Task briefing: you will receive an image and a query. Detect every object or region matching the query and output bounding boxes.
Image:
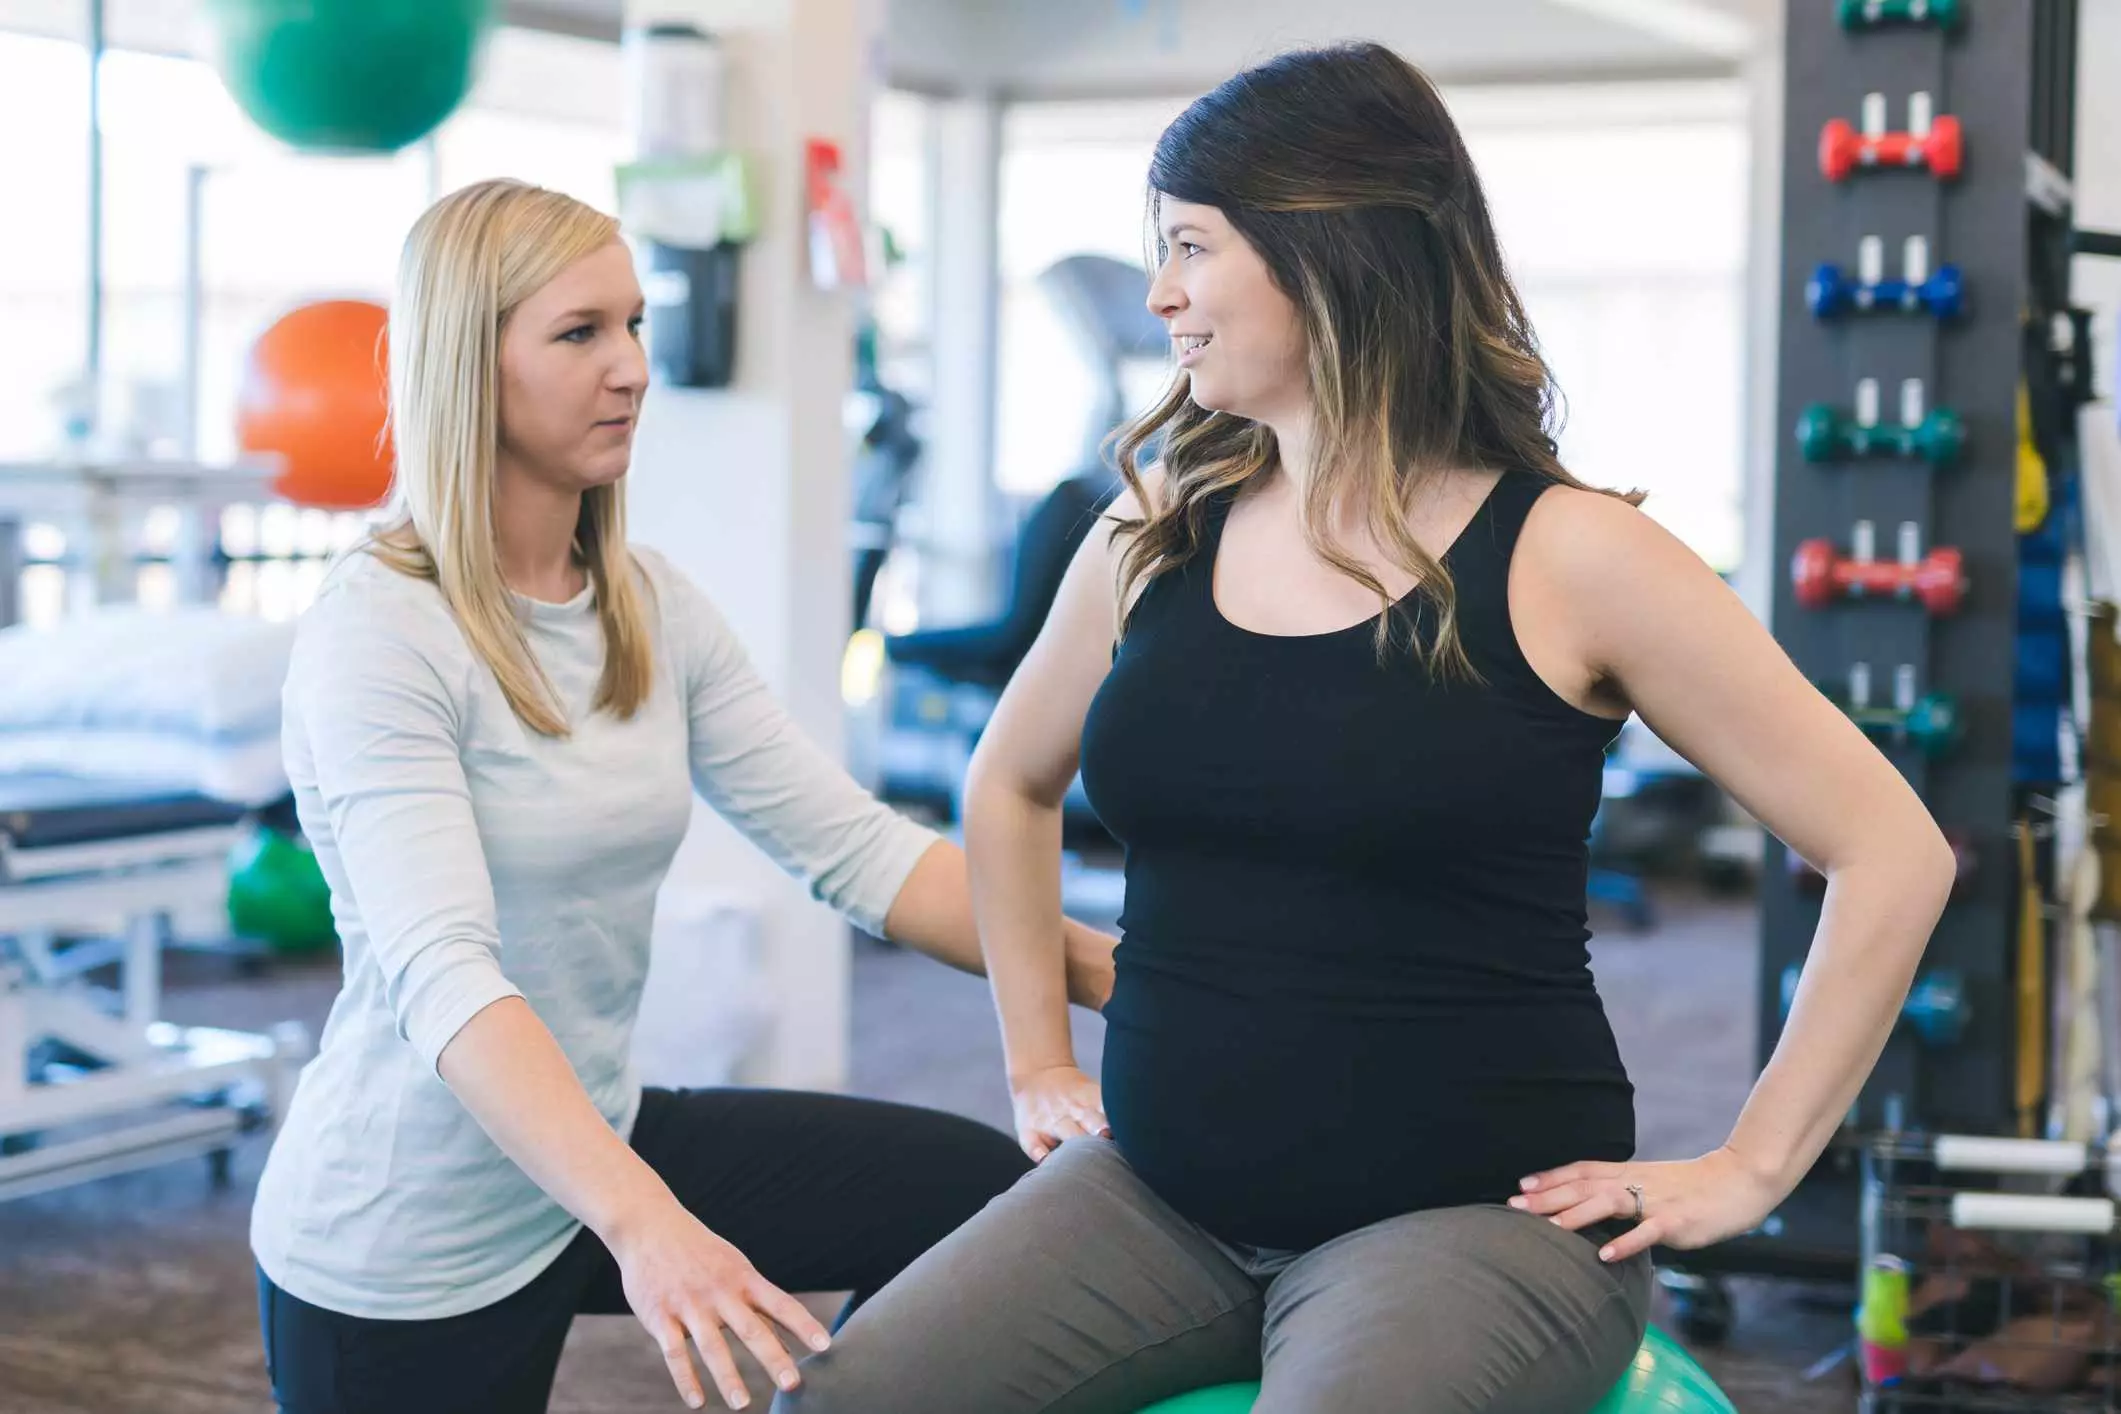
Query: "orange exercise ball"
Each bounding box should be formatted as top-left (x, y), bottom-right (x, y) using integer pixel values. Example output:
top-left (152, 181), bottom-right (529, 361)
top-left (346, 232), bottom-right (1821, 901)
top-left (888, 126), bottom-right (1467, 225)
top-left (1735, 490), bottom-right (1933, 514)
top-left (236, 299), bottom-right (394, 510)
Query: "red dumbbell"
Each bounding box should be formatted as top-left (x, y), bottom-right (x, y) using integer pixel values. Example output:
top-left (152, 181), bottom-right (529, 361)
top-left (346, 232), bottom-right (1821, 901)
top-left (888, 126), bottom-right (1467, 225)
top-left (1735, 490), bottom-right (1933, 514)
top-left (1819, 113), bottom-right (1962, 182)
top-left (1792, 535), bottom-right (1966, 615)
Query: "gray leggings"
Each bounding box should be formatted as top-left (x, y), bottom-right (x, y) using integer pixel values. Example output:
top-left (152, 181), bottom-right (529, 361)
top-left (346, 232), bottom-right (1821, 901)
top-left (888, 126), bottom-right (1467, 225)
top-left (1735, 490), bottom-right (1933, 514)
top-left (775, 1137), bottom-right (1653, 1414)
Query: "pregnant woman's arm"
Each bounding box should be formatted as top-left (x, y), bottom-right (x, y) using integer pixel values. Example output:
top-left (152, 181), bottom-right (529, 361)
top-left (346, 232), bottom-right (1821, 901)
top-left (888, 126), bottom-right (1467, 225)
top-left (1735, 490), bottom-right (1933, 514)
top-left (1503, 490), bottom-right (1957, 1265)
top-left (292, 596), bottom-right (828, 1412)
top-left (962, 484), bottom-right (1152, 1160)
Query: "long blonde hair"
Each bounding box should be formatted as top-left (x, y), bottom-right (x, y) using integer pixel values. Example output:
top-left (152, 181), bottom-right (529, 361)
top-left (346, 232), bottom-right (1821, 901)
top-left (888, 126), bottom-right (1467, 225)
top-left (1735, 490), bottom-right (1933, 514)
top-left (368, 178), bottom-right (654, 736)
top-left (1112, 45), bottom-right (1641, 676)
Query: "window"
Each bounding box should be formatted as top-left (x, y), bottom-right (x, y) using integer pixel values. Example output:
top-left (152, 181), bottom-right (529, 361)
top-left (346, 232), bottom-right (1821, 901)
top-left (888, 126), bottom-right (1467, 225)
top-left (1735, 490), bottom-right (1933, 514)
top-left (994, 99), bottom-right (1183, 498)
top-left (853, 89), bottom-right (937, 636)
top-left (433, 27), bottom-right (627, 210)
top-left (0, 27), bottom-right (89, 466)
top-left (868, 89), bottom-right (936, 400)
top-left (0, 8), bottom-right (626, 626)
top-left (1457, 82), bottom-right (1750, 573)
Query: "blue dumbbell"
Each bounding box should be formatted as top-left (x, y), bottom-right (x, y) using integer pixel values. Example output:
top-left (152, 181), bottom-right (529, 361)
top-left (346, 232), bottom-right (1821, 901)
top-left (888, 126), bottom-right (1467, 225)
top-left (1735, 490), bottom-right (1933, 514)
top-left (1781, 964), bottom-right (1967, 1045)
top-left (1807, 260), bottom-right (1964, 320)
top-left (2017, 628), bottom-right (2067, 698)
top-left (2014, 701), bottom-right (2065, 784)
top-left (2018, 560), bottom-right (2065, 627)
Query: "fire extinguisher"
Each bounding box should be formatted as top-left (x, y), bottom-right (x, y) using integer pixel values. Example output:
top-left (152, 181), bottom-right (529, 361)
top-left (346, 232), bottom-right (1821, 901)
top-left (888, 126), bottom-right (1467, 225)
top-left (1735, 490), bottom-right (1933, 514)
top-left (806, 138), bottom-right (867, 292)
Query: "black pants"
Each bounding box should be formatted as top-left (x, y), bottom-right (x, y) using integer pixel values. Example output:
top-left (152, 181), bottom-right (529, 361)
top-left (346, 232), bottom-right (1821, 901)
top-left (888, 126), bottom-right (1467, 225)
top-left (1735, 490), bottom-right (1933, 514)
top-left (257, 1087), bottom-right (1031, 1414)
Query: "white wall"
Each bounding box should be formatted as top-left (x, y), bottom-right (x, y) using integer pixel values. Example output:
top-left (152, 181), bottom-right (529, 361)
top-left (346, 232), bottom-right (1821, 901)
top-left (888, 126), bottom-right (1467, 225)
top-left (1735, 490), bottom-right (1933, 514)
top-left (886, 0), bottom-right (1753, 96)
top-left (1735, 8), bottom-right (1785, 621)
top-left (2075, 0), bottom-right (2121, 407)
top-left (624, 0), bottom-right (879, 1090)
top-left (917, 94), bottom-right (1006, 623)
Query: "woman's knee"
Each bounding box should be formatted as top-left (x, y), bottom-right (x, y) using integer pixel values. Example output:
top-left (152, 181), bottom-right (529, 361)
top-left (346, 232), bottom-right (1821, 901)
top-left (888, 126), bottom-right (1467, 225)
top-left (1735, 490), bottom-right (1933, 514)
top-left (777, 1138), bottom-right (1256, 1414)
top-left (772, 1344), bottom-right (893, 1414)
top-left (1256, 1206), bottom-right (1648, 1413)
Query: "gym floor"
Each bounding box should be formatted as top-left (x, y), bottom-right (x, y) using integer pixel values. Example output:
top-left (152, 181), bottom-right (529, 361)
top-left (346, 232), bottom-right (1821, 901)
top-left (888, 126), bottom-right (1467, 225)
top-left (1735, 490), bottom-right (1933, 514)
top-left (0, 883), bottom-right (1852, 1413)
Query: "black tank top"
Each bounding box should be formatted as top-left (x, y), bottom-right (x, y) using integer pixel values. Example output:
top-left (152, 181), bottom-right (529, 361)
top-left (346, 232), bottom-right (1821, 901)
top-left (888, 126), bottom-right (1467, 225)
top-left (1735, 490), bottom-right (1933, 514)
top-left (1080, 467), bottom-right (1635, 1251)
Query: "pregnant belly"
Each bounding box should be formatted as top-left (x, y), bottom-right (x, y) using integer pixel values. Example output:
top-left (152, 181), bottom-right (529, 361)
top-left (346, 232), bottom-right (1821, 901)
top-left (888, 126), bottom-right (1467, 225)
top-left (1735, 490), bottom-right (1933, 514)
top-left (1100, 975), bottom-right (1635, 1252)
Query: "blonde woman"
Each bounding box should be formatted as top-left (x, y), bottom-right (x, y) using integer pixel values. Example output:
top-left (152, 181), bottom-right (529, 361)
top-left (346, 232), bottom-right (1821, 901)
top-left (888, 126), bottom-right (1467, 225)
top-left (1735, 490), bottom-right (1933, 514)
top-left (249, 179), bottom-right (1114, 1414)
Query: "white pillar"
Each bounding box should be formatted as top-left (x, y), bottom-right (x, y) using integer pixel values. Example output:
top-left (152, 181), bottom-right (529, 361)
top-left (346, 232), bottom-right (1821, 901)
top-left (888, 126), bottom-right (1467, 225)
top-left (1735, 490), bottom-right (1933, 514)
top-left (915, 92), bottom-right (1004, 625)
top-left (623, 0), bottom-right (880, 1090)
top-left (1736, 21), bottom-right (1785, 624)
top-left (2074, 0), bottom-right (2121, 403)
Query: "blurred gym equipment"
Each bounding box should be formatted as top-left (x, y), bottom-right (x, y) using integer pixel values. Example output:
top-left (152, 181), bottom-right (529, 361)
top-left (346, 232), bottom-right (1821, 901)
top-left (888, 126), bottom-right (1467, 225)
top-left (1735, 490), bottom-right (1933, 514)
top-left (868, 254), bottom-right (1165, 837)
top-left (202, 0), bottom-right (491, 154)
top-left (236, 299), bottom-right (395, 511)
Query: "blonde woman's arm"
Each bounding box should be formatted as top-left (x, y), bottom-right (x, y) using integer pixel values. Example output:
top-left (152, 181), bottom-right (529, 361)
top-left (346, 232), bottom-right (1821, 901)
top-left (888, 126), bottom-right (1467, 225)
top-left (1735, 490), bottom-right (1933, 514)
top-left (645, 549), bottom-right (1117, 1010)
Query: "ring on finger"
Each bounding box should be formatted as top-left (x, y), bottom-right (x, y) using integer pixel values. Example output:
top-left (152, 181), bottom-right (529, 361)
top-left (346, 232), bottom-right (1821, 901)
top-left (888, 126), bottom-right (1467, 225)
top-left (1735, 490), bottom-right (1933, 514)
top-left (1624, 1182), bottom-right (1645, 1222)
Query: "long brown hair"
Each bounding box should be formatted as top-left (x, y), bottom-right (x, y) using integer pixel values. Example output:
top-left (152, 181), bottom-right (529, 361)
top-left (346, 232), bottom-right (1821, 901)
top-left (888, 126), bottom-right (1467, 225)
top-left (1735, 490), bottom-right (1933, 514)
top-left (1110, 42), bottom-right (1642, 673)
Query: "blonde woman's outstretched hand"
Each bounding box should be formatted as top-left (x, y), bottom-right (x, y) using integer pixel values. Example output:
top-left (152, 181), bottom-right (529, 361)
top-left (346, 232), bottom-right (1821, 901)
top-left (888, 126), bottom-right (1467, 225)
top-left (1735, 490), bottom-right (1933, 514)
top-left (607, 1198), bottom-right (833, 1410)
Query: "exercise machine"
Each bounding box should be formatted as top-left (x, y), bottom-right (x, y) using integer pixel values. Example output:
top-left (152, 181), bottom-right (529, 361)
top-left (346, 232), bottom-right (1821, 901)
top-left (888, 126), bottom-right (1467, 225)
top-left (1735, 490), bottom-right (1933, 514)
top-left (868, 254), bottom-right (1165, 836)
top-left (0, 775), bottom-right (308, 1201)
top-left (0, 459), bottom-right (309, 1199)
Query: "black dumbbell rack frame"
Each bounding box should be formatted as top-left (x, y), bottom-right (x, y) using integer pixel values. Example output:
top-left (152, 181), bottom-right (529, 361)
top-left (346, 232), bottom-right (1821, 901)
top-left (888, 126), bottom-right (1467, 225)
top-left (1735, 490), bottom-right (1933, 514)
top-left (1664, 0), bottom-right (2085, 1292)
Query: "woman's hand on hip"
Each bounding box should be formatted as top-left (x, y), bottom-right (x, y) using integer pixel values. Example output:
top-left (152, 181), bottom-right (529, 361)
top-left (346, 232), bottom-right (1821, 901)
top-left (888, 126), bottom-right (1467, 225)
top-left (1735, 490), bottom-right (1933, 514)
top-left (606, 1199), bottom-right (832, 1410)
top-left (1009, 1064), bottom-right (1109, 1163)
top-left (1507, 1145), bottom-right (1782, 1265)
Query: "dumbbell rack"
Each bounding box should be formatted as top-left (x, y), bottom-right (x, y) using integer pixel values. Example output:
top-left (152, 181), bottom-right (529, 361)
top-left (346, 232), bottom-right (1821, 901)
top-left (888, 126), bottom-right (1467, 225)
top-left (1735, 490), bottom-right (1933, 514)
top-left (1663, 0), bottom-right (2088, 1320)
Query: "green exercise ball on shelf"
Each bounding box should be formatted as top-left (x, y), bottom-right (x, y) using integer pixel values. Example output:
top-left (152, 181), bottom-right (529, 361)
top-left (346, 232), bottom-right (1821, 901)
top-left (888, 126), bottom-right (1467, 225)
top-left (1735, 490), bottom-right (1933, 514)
top-left (202, 0), bottom-right (492, 153)
top-left (228, 826), bottom-right (336, 954)
top-left (1129, 1327), bottom-right (1732, 1414)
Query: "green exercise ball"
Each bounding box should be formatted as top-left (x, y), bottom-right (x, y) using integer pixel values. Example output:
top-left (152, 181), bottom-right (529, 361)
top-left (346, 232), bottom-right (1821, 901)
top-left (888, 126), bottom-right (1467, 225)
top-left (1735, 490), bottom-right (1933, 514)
top-left (1588, 1326), bottom-right (1736, 1414)
top-left (1131, 1326), bottom-right (1732, 1414)
top-left (1134, 1387), bottom-right (1258, 1414)
top-left (203, 0), bottom-right (491, 153)
top-left (228, 826), bottom-right (336, 953)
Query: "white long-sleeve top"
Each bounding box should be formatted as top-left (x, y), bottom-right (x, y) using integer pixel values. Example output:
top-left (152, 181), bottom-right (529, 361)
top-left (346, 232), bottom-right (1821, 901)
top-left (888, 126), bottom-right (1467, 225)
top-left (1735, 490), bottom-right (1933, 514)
top-left (249, 546), bottom-right (937, 1319)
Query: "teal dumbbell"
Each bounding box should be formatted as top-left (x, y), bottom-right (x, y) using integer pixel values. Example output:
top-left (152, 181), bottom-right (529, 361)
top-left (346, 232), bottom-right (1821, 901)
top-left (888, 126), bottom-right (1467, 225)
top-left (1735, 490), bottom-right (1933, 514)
top-left (1782, 964), bottom-right (1968, 1045)
top-left (1837, 0), bottom-right (1965, 32)
top-left (1819, 664), bottom-right (1961, 757)
top-left (1906, 972), bottom-right (1970, 1045)
top-left (1843, 689), bottom-right (1962, 758)
top-left (1798, 403), bottom-right (1965, 467)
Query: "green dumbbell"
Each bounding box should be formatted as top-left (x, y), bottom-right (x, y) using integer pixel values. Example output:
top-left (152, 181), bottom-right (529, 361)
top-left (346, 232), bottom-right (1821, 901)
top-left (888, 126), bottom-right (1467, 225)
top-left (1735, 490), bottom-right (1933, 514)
top-left (1844, 690), bottom-right (1962, 757)
top-left (1836, 0), bottom-right (1965, 32)
top-left (1797, 403), bottom-right (1965, 467)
